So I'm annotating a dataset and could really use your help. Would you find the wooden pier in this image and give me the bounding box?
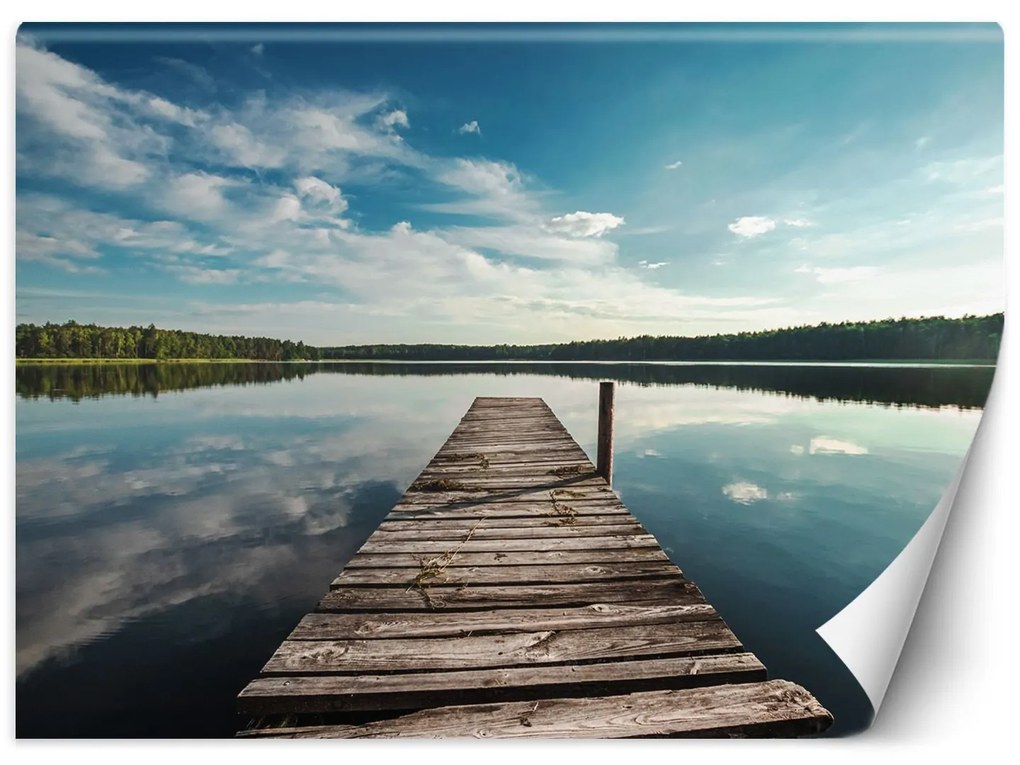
[237,396,832,738]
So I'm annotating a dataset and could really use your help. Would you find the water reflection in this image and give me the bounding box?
[16,364,990,737]
[17,360,995,409]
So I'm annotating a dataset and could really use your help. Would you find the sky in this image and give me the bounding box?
[14,23,1005,346]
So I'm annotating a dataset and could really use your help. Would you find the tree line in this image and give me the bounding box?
[320,314,1004,362]
[15,313,1003,362]
[15,321,321,361]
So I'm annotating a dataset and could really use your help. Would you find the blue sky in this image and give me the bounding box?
[15,23,1004,345]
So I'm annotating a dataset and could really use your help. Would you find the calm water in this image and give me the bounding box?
[15,362,993,737]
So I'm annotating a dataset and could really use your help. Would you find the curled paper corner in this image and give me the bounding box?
[817,447,973,712]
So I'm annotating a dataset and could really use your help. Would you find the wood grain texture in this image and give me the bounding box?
[357,534,663,555]
[262,620,741,675]
[238,680,833,738]
[287,603,717,640]
[317,577,705,612]
[331,561,681,588]
[237,652,765,714]
[342,548,672,569]
[237,396,832,739]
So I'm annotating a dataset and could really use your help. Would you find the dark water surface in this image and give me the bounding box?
[15,362,993,737]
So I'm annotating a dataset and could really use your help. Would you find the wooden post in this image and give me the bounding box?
[596,381,615,486]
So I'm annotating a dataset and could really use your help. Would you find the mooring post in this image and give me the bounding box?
[596,381,615,486]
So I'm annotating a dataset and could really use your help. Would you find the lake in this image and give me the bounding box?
[15,361,993,737]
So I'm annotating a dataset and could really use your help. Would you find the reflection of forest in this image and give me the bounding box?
[16,361,996,410]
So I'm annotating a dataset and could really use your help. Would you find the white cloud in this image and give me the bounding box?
[915,136,931,150]
[790,444,805,455]
[294,176,349,221]
[722,482,768,505]
[160,172,238,220]
[146,96,201,127]
[545,211,625,238]
[809,437,868,455]
[458,120,481,135]
[664,159,683,170]
[728,216,777,238]
[432,158,537,222]
[208,121,287,168]
[638,260,669,270]
[378,109,409,131]
[727,216,814,238]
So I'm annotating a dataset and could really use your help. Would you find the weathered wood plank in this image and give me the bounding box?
[387,503,629,520]
[317,578,705,611]
[399,488,615,504]
[343,548,672,569]
[331,561,681,588]
[357,534,662,555]
[363,525,644,544]
[238,680,833,738]
[262,620,739,675]
[238,652,765,715]
[418,465,596,479]
[375,518,644,534]
[288,603,717,640]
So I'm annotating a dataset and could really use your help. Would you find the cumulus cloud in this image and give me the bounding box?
[728,216,814,238]
[638,260,669,270]
[664,159,683,170]
[294,176,349,220]
[378,109,409,131]
[160,172,238,220]
[545,211,625,238]
[458,120,481,135]
[728,216,777,238]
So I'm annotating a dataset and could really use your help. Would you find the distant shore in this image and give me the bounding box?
[15,357,997,367]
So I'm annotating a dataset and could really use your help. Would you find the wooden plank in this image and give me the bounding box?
[238,652,765,715]
[343,548,672,569]
[238,680,833,738]
[362,524,644,543]
[331,561,682,588]
[418,465,596,478]
[391,499,627,513]
[357,534,662,555]
[387,503,629,520]
[399,488,615,504]
[288,603,717,640]
[317,578,705,611]
[378,515,633,529]
[261,620,740,675]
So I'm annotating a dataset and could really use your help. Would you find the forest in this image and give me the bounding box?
[15,313,1004,362]
[15,321,320,361]
[320,314,1004,362]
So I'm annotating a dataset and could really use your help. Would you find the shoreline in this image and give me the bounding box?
[15,357,998,367]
